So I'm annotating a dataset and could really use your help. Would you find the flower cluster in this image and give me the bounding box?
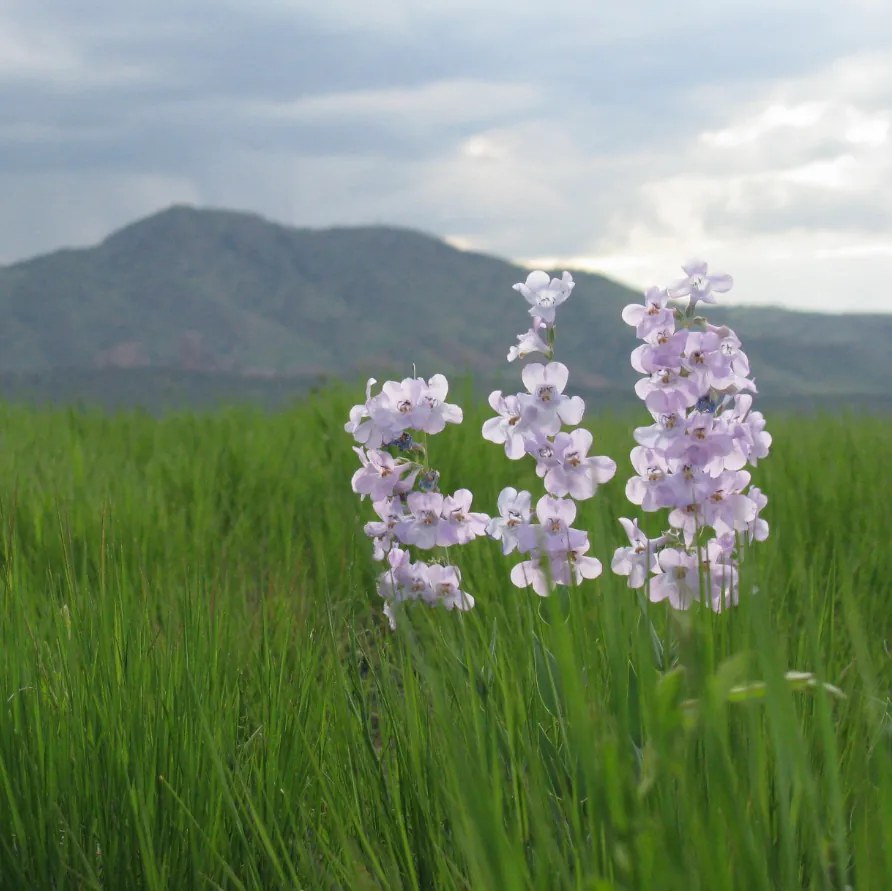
[483,271,616,596]
[612,260,771,611]
[346,374,488,628]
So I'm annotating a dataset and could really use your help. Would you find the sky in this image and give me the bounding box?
[1,0,891,312]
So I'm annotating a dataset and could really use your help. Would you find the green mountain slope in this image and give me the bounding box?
[0,205,888,409]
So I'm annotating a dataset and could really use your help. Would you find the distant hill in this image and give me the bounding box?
[0,205,889,410]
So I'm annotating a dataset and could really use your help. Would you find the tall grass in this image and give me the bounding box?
[0,393,889,889]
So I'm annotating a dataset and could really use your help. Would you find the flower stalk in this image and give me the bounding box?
[483,270,616,598]
[612,259,771,611]
[346,374,488,628]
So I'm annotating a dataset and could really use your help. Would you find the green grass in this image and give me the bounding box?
[0,392,889,889]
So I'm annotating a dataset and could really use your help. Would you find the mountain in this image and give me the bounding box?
[0,205,889,411]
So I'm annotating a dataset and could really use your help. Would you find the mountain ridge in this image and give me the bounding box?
[0,205,888,409]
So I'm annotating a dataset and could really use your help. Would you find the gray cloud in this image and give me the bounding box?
[0,0,891,311]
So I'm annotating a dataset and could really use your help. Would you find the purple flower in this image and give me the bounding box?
[398,491,446,549]
[634,368,701,415]
[485,271,616,602]
[663,411,735,471]
[744,487,769,543]
[486,487,533,555]
[699,471,758,539]
[625,447,673,511]
[482,390,538,459]
[667,259,733,307]
[346,374,463,448]
[631,329,688,375]
[521,362,585,435]
[508,321,550,362]
[610,517,665,589]
[377,547,412,602]
[634,412,685,452]
[660,462,720,542]
[350,372,481,628]
[539,428,617,500]
[416,374,464,434]
[725,395,772,467]
[377,553,476,627]
[345,378,404,448]
[664,469,755,545]
[380,374,463,435]
[425,564,475,612]
[614,259,768,611]
[649,548,701,609]
[510,537,602,597]
[377,548,430,628]
[363,496,411,560]
[682,330,755,395]
[515,494,580,554]
[513,270,574,326]
[525,430,560,469]
[621,287,676,339]
[351,447,419,501]
[439,488,489,545]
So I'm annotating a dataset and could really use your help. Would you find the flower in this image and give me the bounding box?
[521,361,585,435]
[510,538,602,596]
[667,259,733,307]
[486,487,533,555]
[439,489,489,545]
[625,447,673,511]
[363,496,411,560]
[380,374,463,435]
[621,287,676,339]
[611,517,665,589]
[515,494,581,555]
[508,324,550,362]
[649,548,701,609]
[538,428,616,500]
[744,487,769,543]
[376,552,476,627]
[345,374,463,448]
[663,411,734,471]
[398,491,446,550]
[351,447,419,501]
[482,391,538,459]
[630,329,688,375]
[425,564,475,611]
[634,368,702,415]
[614,260,768,610]
[349,371,481,628]
[484,270,615,601]
[513,270,574,325]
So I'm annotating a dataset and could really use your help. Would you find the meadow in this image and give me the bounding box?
[0,392,889,890]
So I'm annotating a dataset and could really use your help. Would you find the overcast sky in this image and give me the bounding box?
[2,0,891,312]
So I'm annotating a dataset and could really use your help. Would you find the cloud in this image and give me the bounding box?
[550,52,892,312]
[0,170,201,262]
[0,1,890,312]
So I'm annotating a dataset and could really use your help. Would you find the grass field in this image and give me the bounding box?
[0,392,890,889]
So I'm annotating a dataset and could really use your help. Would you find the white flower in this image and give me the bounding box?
[486,487,533,555]
[481,391,538,459]
[508,323,550,362]
[539,428,616,500]
[520,361,585,436]
[350,447,419,501]
[667,259,733,307]
[610,518,664,589]
[513,270,574,325]
[425,564,475,612]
